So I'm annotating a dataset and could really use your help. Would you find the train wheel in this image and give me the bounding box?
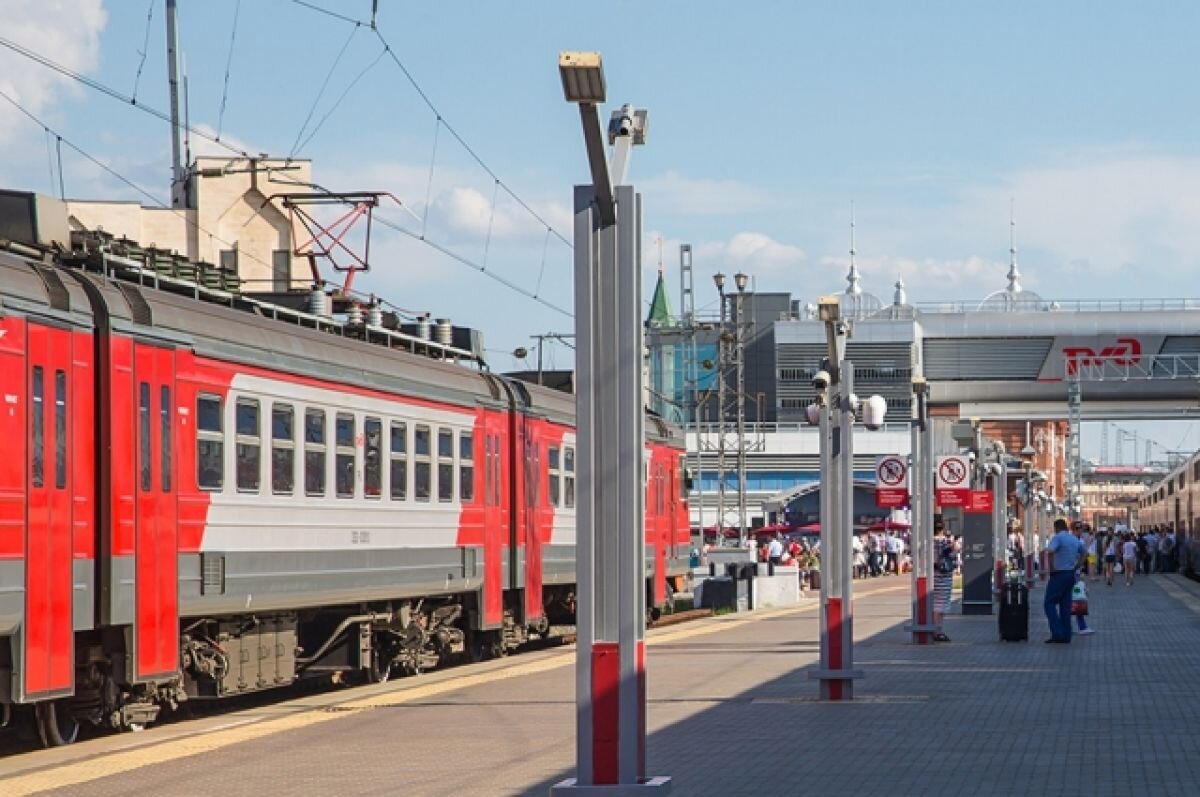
[466,632,488,663]
[35,700,79,748]
[368,647,393,684]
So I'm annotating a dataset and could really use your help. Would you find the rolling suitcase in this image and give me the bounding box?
[998,582,1028,642]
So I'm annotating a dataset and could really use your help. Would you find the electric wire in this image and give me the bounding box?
[0,86,280,281]
[293,43,387,155]
[216,0,242,140]
[481,179,499,270]
[130,0,155,104]
[287,0,370,27]
[287,22,361,160]
[420,117,441,239]
[0,33,254,160]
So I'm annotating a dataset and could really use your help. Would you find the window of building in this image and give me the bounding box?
[220,248,238,273]
[55,370,67,490]
[459,431,474,502]
[365,417,382,498]
[414,425,431,501]
[197,394,223,490]
[548,445,561,507]
[336,413,356,498]
[390,421,407,500]
[272,249,291,292]
[437,428,454,502]
[305,409,326,496]
[564,446,575,508]
[272,403,294,495]
[159,385,171,493]
[31,366,44,488]
[236,398,261,492]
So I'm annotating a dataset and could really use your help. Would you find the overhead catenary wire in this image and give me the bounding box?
[287,0,370,27]
[0,33,254,161]
[130,0,155,104]
[293,44,388,155]
[287,22,361,161]
[216,0,242,141]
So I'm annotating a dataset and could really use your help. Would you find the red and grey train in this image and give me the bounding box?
[0,243,690,745]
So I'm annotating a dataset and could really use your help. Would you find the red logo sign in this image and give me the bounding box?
[1064,337,1141,376]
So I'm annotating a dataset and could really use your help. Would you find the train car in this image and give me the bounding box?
[1137,453,1200,573]
[0,230,689,745]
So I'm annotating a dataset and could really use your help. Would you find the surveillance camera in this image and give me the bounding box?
[848,393,860,413]
[812,370,831,391]
[861,395,887,430]
[967,451,977,462]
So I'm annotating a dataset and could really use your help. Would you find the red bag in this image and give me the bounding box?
[1071,599,1088,616]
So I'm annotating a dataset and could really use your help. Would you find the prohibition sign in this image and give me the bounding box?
[876,456,906,487]
[938,457,967,487]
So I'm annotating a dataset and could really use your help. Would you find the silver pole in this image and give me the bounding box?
[165,0,186,208]
[714,287,727,543]
[735,289,748,545]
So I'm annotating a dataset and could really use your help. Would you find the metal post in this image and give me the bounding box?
[714,285,727,544]
[920,408,935,633]
[909,383,934,643]
[735,289,748,545]
[165,0,187,208]
[1023,463,1035,589]
[556,62,667,789]
[812,304,861,700]
[994,449,1007,598]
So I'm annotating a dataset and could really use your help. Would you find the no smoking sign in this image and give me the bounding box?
[935,455,970,507]
[875,455,908,508]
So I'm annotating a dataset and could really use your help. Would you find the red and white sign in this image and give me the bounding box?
[1036,335,1163,381]
[935,455,970,508]
[874,455,909,508]
[965,490,994,514]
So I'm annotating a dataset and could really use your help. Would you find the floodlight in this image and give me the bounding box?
[712,272,726,292]
[818,295,841,322]
[559,51,606,104]
[734,272,749,292]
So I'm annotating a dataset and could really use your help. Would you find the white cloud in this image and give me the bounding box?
[640,171,774,216]
[959,153,1200,278]
[0,1,107,146]
[696,232,806,274]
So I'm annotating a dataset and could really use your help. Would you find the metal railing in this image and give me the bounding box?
[690,420,912,436]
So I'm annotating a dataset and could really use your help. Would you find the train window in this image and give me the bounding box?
[414,425,431,501]
[197,395,223,490]
[305,409,326,496]
[459,431,474,502]
[437,428,454,502]
[55,370,67,489]
[139,382,152,492]
[548,446,561,507]
[390,421,407,500]
[236,398,261,493]
[365,417,382,499]
[159,385,171,493]
[564,446,575,508]
[272,404,295,495]
[31,366,44,488]
[336,413,356,498]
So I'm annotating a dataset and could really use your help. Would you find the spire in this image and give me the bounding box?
[1007,197,1023,294]
[845,201,862,295]
[646,269,675,328]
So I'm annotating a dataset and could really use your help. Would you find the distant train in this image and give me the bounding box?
[0,232,689,746]
[1136,453,1198,572]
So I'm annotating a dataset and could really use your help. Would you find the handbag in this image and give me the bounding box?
[1114,562,1124,574]
[1071,599,1089,616]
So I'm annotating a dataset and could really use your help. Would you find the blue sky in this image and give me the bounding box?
[2,0,1198,460]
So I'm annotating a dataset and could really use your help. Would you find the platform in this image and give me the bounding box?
[4,573,1200,796]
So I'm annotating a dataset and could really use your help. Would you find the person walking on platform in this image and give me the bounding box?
[932,530,956,642]
[1122,534,1137,586]
[1103,535,1118,586]
[1041,518,1084,644]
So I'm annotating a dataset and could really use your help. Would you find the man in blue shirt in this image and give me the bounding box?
[1042,518,1084,643]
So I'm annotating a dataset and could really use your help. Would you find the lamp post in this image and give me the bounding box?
[807,296,888,700]
[734,271,749,546]
[555,51,668,793]
[712,272,727,545]
[908,376,936,644]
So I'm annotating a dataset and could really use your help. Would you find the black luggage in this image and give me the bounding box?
[998,582,1028,642]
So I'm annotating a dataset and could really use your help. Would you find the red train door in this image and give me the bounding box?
[522,425,544,622]
[23,324,74,699]
[131,344,178,681]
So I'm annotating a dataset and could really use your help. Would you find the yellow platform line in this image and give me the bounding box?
[1,595,858,795]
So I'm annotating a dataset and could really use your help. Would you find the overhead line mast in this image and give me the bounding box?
[165,0,187,208]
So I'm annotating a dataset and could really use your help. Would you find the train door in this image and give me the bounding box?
[522,421,544,622]
[131,343,179,681]
[480,415,504,628]
[22,323,74,699]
